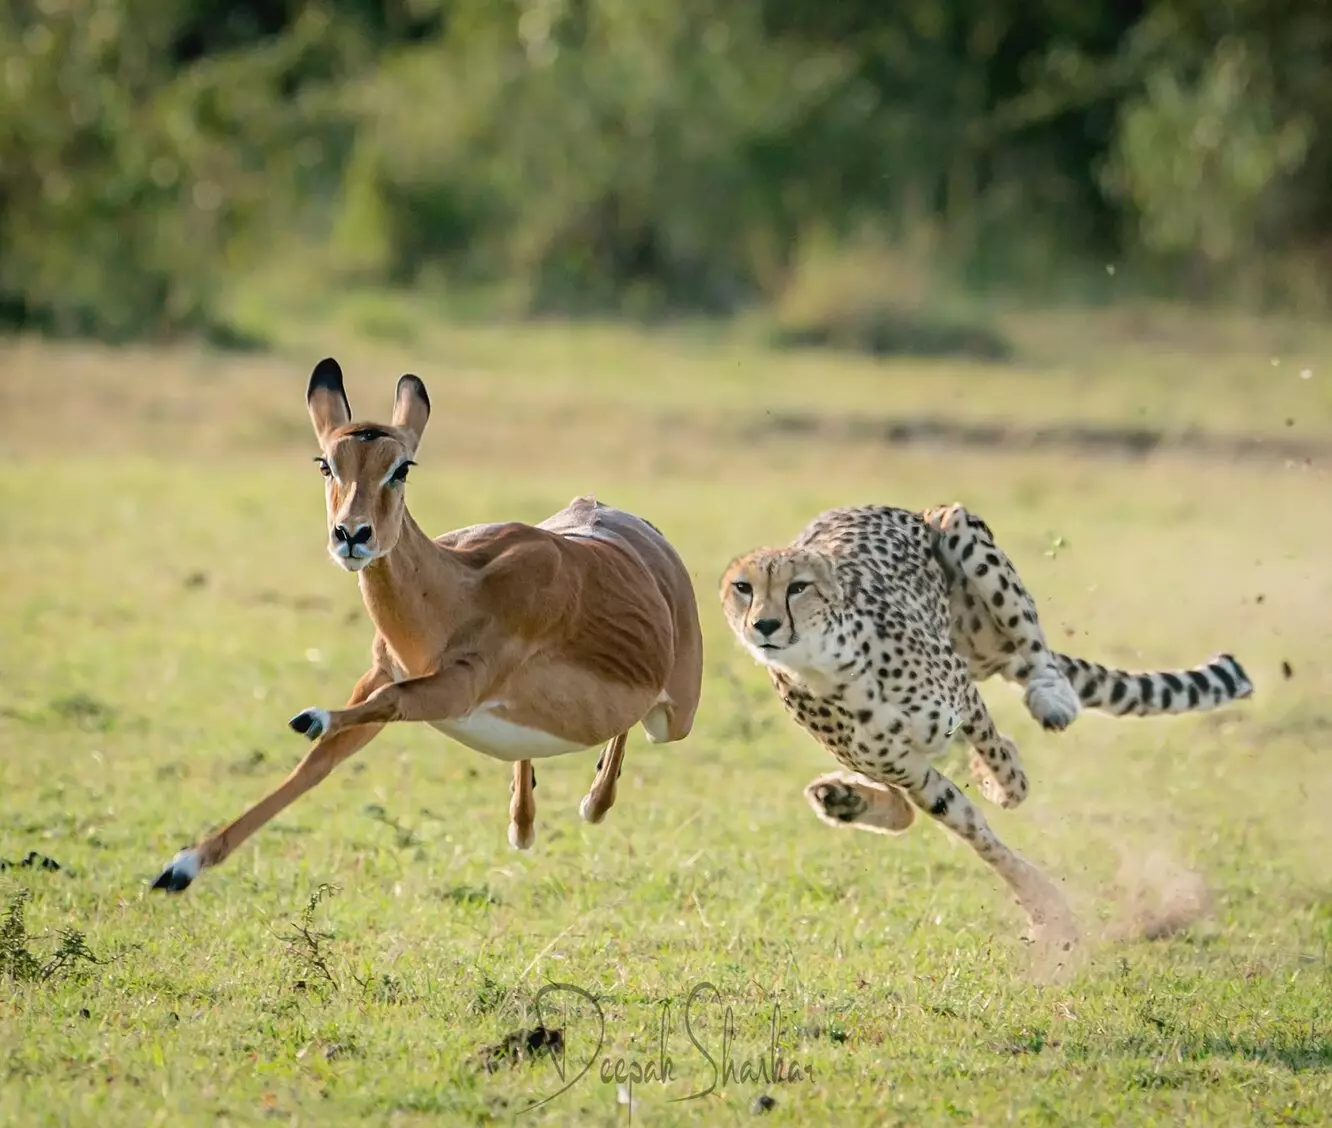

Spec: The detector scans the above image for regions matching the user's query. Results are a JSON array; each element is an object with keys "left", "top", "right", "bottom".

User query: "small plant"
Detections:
[
  {"left": 1, "top": 888, "right": 106, "bottom": 983},
  {"left": 273, "top": 883, "right": 342, "bottom": 996}
]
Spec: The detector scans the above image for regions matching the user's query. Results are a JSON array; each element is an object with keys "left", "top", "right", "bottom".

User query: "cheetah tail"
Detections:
[{"left": 1052, "top": 652, "right": 1253, "bottom": 717}]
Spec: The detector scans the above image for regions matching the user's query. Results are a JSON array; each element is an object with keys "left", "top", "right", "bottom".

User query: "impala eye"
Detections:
[
  {"left": 314, "top": 457, "right": 332, "bottom": 479},
  {"left": 787, "top": 581, "right": 810, "bottom": 596},
  {"left": 388, "top": 460, "right": 415, "bottom": 486},
  {"left": 732, "top": 580, "right": 753, "bottom": 596}
]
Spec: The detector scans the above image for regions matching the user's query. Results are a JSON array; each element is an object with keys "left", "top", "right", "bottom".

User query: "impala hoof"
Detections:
[
  {"left": 289, "top": 707, "right": 329, "bottom": 741},
  {"left": 578, "top": 793, "right": 609, "bottom": 825},
  {"left": 151, "top": 848, "right": 201, "bottom": 893}
]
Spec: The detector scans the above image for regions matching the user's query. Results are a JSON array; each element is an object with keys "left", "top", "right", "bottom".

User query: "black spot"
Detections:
[
  {"left": 1212, "top": 663, "right": 1237, "bottom": 696},
  {"left": 929, "top": 788, "right": 954, "bottom": 816},
  {"left": 960, "top": 542, "right": 975, "bottom": 561},
  {"left": 1187, "top": 670, "right": 1211, "bottom": 694},
  {"left": 856, "top": 709, "right": 873, "bottom": 723},
  {"left": 1161, "top": 672, "right": 1185, "bottom": 693},
  {"left": 991, "top": 592, "right": 1005, "bottom": 608},
  {"left": 1186, "top": 683, "right": 1201, "bottom": 708},
  {"left": 1109, "top": 680, "right": 1128, "bottom": 706},
  {"left": 1281, "top": 660, "right": 1294, "bottom": 680},
  {"left": 1160, "top": 688, "right": 1173, "bottom": 710},
  {"left": 1138, "top": 676, "right": 1155, "bottom": 706},
  {"left": 976, "top": 563, "right": 990, "bottom": 577}
]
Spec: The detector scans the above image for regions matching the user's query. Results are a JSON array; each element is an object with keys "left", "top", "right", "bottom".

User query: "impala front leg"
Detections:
[
  {"left": 288, "top": 660, "right": 486, "bottom": 742},
  {"left": 153, "top": 665, "right": 392, "bottom": 892}
]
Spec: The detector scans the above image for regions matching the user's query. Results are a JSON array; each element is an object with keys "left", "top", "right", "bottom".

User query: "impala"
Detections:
[{"left": 152, "top": 358, "right": 703, "bottom": 891}]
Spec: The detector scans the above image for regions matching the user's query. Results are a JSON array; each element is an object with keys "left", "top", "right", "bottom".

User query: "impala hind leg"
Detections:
[
  {"left": 509, "top": 761, "right": 536, "bottom": 850},
  {"left": 580, "top": 732, "right": 628, "bottom": 824},
  {"left": 804, "top": 771, "right": 916, "bottom": 834}
]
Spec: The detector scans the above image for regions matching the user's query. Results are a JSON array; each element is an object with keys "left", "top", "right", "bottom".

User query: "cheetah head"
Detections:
[{"left": 719, "top": 548, "right": 843, "bottom": 676}]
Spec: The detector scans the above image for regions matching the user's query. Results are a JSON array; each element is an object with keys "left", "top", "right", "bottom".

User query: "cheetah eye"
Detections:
[
  {"left": 787, "top": 581, "right": 810, "bottom": 596},
  {"left": 732, "top": 580, "right": 753, "bottom": 597}
]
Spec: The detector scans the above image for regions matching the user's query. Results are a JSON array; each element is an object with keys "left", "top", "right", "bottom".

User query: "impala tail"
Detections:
[{"left": 1053, "top": 651, "right": 1253, "bottom": 717}]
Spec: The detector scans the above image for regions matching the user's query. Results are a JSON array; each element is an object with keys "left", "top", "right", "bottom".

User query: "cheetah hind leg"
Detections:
[
  {"left": 925, "top": 502, "right": 1080, "bottom": 732},
  {"left": 804, "top": 771, "right": 917, "bottom": 835}
]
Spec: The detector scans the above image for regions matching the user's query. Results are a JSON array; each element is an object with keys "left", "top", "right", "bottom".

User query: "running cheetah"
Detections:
[{"left": 719, "top": 503, "right": 1252, "bottom": 938}]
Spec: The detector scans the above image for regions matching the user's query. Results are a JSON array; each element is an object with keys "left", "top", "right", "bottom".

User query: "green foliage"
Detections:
[
  {"left": 1103, "top": 33, "right": 1313, "bottom": 281},
  {"left": 3, "top": 0, "right": 1332, "bottom": 336}
]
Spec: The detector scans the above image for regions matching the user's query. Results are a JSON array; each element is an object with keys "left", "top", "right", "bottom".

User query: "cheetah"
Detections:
[{"left": 719, "top": 503, "right": 1253, "bottom": 939}]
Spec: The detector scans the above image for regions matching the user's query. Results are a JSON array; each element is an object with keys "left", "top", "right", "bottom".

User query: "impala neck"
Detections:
[{"left": 357, "top": 509, "right": 466, "bottom": 665}]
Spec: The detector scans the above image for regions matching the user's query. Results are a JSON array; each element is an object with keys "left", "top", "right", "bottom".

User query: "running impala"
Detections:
[{"left": 152, "top": 358, "right": 703, "bottom": 891}]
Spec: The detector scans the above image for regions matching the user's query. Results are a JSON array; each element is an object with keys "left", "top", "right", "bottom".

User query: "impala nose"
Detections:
[
  {"left": 753, "top": 618, "right": 782, "bottom": 638},
  {"left": 334, "top": 523, "right": 372, "bottom": 548}
]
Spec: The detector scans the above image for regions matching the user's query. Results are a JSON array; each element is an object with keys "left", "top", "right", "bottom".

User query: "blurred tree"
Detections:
[{"left": 1, "top": 0, "right": 1330, "bottom": 337}]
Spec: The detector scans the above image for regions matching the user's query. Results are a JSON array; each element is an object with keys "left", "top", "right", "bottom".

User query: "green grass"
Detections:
[{"left": 2, "top": 311, "right": 1331, "bottom": 1126}]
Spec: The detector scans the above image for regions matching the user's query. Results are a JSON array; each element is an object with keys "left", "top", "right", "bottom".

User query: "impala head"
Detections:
[
  {"left": 305, "top": 357, "right": 431, "bottom": 572},
  {"left": 719, "top": 547, "right": 843, "bottom": 673}
]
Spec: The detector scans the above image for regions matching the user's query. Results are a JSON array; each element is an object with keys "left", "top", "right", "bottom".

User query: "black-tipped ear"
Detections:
[
  {"left": 307, "top": 358, "right": 352, "bottom": 442},
  {"left": 391, "top": 373, "right": 431, "bottom": 449}
]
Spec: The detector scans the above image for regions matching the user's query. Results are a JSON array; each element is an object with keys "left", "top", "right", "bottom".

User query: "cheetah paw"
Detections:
[
  {"left": 804, "top": 771, "right": 916, "bottom": 834},
  {"left": 1024, "top": 666, "right": 1080, "bottom": 732}
]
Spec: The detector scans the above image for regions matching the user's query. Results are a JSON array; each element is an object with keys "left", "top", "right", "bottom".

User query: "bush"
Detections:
[{"left": 768, "top": 234, "right": 1013, "bottom": 361}]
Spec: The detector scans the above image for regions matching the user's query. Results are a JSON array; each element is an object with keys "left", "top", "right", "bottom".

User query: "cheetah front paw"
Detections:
[{"left": 804, "top": 771, "right": 916, "bottom": 834}]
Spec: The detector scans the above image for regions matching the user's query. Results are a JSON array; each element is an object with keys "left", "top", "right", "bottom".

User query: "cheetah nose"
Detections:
[{"left": 753, "top": 618, "right": 782, "bottom": 638}]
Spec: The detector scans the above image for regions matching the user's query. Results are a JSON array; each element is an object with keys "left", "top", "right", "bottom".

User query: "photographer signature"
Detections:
[{"left": 521, "top": 981, "right": 816, "bottom": 1116}]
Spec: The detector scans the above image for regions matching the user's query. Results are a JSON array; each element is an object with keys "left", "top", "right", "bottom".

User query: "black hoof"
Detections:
[
  {"left": 151, "top": 866, "right": 193, "bottom": 893},
  {"left": 288, "top": 708, "right": 324, "bottom": 740}
]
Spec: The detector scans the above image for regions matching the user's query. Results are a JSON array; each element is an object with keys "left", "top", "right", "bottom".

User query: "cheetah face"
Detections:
[{"left": 719, "top": 548, "right": 842, "bottom": 674}]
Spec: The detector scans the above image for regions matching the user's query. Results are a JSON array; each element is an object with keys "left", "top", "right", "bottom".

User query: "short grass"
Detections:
[{"left": 2, "top": 308, "right": 1331, "bottom": 1126}]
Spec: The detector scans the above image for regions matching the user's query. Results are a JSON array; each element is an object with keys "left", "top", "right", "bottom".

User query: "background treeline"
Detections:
[{"left": 2, "top": 0, "right": 1329, "bottom": 343}]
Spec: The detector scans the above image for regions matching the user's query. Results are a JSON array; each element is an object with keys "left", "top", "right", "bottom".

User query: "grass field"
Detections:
[{"left": 2, "top": 308, "right": 1331, "bottom": 1126}]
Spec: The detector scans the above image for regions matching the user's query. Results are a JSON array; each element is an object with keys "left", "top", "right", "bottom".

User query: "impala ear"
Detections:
[
  {"left": 391, "top": 374, "right": 431, "bottom": 450},
  {"left": 307, "top": 357, "right": 352, "bottom": 443}
]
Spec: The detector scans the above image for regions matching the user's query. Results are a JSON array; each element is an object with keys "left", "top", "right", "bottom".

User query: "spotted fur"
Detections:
[
  {"left": 721, "top": 502, "right": 1253, "bottom": 941},
  {"left": 720, "top": 505, "right": 1070, "bottom": 937},
  {"left": 922, "top": 503, "right": 1254, "bottom": 723}
]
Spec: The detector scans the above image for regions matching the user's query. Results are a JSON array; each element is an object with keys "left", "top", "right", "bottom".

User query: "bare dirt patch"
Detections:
[{"left": 747, "top": 412, "right": 1330, "bottom": 465}]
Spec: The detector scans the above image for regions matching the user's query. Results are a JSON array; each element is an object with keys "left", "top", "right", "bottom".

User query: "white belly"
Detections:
[{"left": 428, "top": 703, "right": 590, "bottom": 762}]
